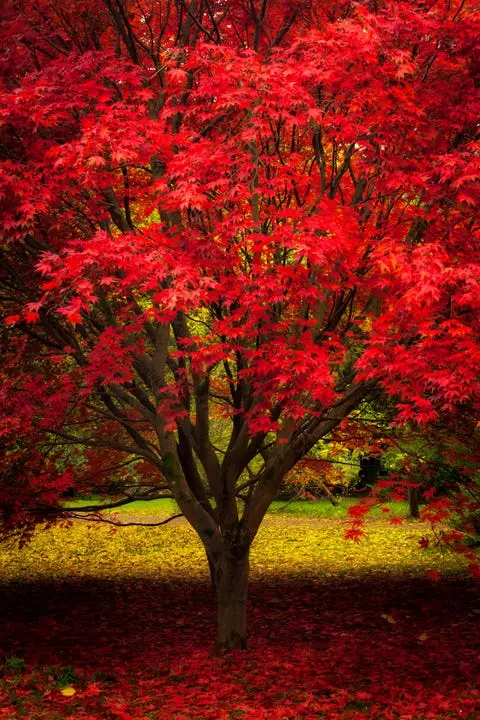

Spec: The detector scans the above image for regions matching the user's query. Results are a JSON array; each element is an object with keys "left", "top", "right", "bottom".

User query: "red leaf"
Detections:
[{"left": 25, "top": 311, "right": 40, "bottom": 324}]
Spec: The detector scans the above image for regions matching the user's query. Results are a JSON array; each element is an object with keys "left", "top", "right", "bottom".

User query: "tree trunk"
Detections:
[
  {"left": 318, "top": 480, "right": 339, "bottom": 506},
  {"left": 215, "top": 548, "right": 250, "bottom": 650},
  {"left": 408, "top": 486, "right": 420, "bottom": 518}
]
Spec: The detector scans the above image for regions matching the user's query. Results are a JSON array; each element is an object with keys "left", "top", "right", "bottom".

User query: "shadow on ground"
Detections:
[{"left": 1, "top": 575, "right": 479, "bottom": 718}]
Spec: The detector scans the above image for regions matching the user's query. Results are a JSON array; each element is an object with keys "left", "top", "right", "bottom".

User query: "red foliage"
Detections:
[
  {"left": 1, "top": 0, "right": 478, "bottom": 489},
  {"left": 344, "top": 476, "right": 480, "bottom": 577}
]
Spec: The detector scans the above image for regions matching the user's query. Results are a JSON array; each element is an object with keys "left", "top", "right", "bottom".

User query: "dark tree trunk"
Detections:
[
  {"left": 408, "top": 486, "right": 420, "bottom": 518},
  {"left": 207, "top": 554, "right": 217, "bottom": 592},
  {"left": 215, "top": 548, "right": 250, "bottom": 650}
]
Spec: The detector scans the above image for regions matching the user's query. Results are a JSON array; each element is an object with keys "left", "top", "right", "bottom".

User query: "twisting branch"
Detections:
[{"left": 67, "top": 512, "right": 184, "bottom": 527}]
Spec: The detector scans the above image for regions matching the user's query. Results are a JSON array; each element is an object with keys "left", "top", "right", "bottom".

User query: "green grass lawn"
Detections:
[
  {"left": 268, "top": 498, "right": 412, "bottom": 518},
  {"left": 66, "top": 496, "right": 415, "bottom": 519}
]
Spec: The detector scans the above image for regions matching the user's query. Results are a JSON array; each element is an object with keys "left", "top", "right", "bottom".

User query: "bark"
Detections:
[
  {"left": 215, "top": 547, "right": 250, "bottom": 650},
  {"left": 408, "top": 486, "right": 420, "bottom": 518},
  {"left": 318, "top": 480, "right": 339, "bottom": 506}
]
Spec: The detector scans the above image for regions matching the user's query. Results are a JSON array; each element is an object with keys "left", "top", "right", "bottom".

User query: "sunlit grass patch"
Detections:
[
  {"left": 65, "top": 496, "right": 180, "bottom": 515},
  {"left": 66, "top": 497, "right": 415, "bottom": 519},
  {"left": 268, "top": 499, "right": 412, "bottom": 518}
]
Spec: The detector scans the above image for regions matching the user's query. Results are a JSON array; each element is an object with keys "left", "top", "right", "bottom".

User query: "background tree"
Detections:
[{"left": 1, "top": 0, "right": 479, "bottom": 648}]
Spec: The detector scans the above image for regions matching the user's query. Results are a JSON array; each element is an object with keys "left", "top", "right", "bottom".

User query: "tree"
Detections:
[{"left": 1, "top": 0, "right": 479, "bottom": 649}]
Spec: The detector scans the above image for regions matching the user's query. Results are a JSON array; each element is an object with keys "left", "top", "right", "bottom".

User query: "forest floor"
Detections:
[{"left": 0, "top": 510, "right": 479, "bottom": 719}]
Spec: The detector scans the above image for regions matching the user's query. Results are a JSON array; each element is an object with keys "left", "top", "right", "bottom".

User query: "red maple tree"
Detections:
[{"left": 0, "top": 0, "right": 479, "bottom": 648}]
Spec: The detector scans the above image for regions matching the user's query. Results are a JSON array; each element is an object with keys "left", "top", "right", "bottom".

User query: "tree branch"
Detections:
[{"left": 67, "top": 512, "right": 183, "bottom": 527}]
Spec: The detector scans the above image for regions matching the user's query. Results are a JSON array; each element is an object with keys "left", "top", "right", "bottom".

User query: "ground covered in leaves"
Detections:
[{"left": 0, "top": 517, "right": 479, "bottom": 719}]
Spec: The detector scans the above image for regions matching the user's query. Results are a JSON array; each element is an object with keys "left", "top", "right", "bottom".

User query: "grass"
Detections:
[
  {"left": 65, "top": 496, "right": 181, "bottom": 515},
  {"left": 268, "top": 498, "right": 412, "bottom": 518},
  {"left": 66, "top": 496, "right": 415, "bottom": 519}
]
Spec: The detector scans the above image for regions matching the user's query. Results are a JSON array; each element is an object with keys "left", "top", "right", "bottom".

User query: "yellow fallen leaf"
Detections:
[
  {"left": 381, "top": 613, "right": 396, "bottom": 624},
  {"left": 418, "top": 633, "right": 429, "bottom": 642},
  {"left": 60, "top": 686, "right": 76, "bottom": 697}
]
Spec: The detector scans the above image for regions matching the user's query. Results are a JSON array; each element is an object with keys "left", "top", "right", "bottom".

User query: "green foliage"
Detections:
[
  {"left": 4, "top": 656, "right": 26, "bottom": 673},
  {"left": 44, "top": 665, "right": 78, "bottom": 688}
]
